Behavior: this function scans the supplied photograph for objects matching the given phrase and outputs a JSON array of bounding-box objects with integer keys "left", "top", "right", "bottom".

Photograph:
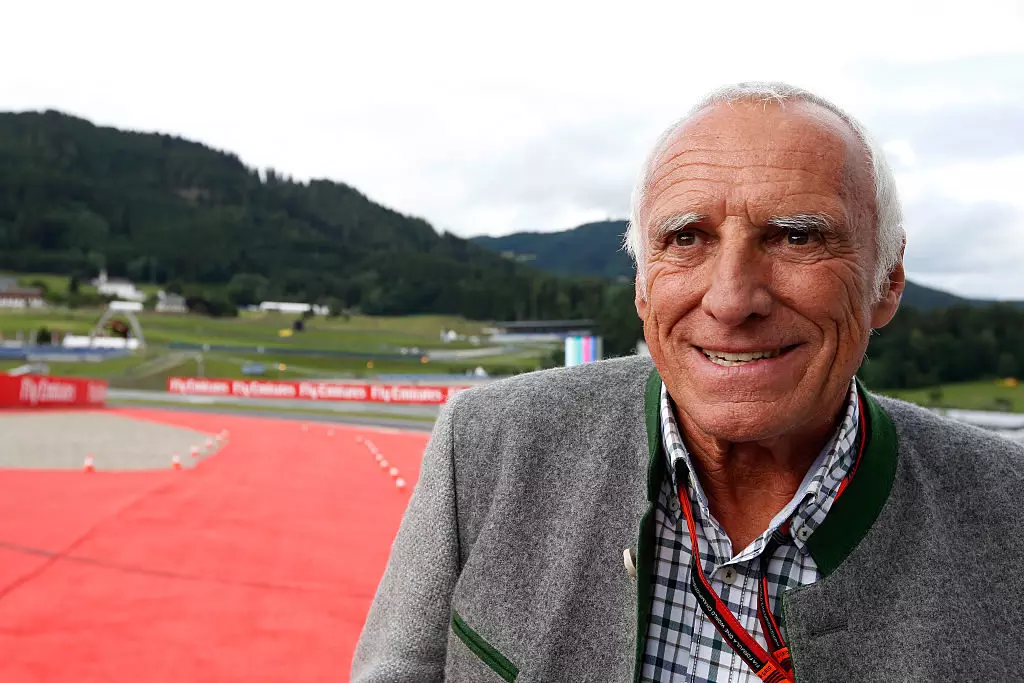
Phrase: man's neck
[
  {"left": 687, "top": 443, "right": 820, "bottom": 552},
  {"left": 676, "top": 408, "right": 846, "bottom": 554}
]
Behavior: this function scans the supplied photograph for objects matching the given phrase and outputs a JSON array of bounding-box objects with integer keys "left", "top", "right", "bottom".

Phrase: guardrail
[{"left": 167, "top": 376, "right": 469, "bottom": 405}]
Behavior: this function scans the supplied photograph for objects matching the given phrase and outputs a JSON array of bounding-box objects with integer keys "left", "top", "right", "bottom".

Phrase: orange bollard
[{"left": 84, "top": 455, "right": 95, "bottom": 473}]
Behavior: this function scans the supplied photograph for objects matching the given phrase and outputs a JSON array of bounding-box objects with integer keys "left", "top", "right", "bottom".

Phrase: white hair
[{"left": 625, "top": 81, "right": 904, "bottom": 300}]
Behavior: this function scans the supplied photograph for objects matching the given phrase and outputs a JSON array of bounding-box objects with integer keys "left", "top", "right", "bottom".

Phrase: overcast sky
[{"left": 2, "top": 0, "right": 1023, "bottom": 298}]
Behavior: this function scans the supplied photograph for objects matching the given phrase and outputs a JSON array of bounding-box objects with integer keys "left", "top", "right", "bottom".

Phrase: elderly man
[{"left": 351, "top": 83, "right": 1024, "bottom": 682}]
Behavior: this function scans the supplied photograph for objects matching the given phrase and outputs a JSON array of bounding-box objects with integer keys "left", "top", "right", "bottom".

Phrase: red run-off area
[{"left": 0, "top": 408, "right": 429, "bottom": 682}]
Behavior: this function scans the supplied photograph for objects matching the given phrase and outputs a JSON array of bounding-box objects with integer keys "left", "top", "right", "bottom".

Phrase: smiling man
[{"left": 352, "top": 83, "right": 1024, "bottom": 682}]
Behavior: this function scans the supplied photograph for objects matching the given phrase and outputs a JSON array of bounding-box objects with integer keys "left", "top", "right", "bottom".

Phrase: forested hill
[
  {"left": 0, "top": 110, "right": 620, "bottom": 323},
  {"left": 473, "top": 220, "right": 633, "bottom": 280},
  {"left": 472, "top": 220, "right": 1009, "bottom": 310}
]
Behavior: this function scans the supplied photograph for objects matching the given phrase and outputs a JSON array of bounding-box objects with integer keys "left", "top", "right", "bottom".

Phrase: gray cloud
[
  {"left": 850, "top": 54, "right": 1024, "bottom": 165},
  {"left": 871, "top": 102, "right": 1024, "bottom": 165},
  {"left": 901, "top": 198, "right": 1019, "bottom": 282},
  {"left": 849, "top": 53, "right": 1024, "bottom": 107},
  {"left": 447, "top": 116, "right": 651, "bottom": 233}
]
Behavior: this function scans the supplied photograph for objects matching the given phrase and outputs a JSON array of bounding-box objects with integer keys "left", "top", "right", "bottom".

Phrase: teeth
[{"left": 701, "top": 348, "right": 781, "bottom": 367}]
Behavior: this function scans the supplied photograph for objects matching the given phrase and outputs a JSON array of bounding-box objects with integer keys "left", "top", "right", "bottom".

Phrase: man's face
[{"left": 635, "top": 101, "right": 904, "bottom": 443}]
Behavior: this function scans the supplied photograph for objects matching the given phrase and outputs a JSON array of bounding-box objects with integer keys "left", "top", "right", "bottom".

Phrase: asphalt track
[
  {"left": 0, "top": 407, "right": 428, "bottom": 682},
  {"left": 0, "top": 410, "right": 216, "bottom": 470}
]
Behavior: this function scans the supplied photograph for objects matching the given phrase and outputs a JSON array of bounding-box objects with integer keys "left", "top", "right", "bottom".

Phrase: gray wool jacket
[{"left": 351, "top": 356, "right": 1024, "bottom": 682}]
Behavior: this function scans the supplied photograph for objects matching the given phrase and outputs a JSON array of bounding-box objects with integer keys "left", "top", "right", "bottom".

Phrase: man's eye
[
  {"left": 785, "top": 228, "right": 814, "bottom": 246},
  {"left": 673, "top": 230, "right": 697, "bottom": 247}
]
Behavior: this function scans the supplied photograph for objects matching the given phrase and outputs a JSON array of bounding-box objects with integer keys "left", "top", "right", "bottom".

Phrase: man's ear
[
  {"left": 635, "top": 276, "right": 648, "bottom": 320},
  {"left": 870, "top": 244, "right": 906, "bottom": 330}
]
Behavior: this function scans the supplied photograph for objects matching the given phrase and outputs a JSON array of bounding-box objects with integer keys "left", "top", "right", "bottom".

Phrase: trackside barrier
[
  {"left": 0, "top": 374, "right": 108, "bottom": 409},
  {"left": 167, "top": 377, "right": 469, "bottom": 405}
]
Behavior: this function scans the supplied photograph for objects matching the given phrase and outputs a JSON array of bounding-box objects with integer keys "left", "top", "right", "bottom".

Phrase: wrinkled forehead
[{"left": 644, "top": 100, "right": 874, "bottom": 224}]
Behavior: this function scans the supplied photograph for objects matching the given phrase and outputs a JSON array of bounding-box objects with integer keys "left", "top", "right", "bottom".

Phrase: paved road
[
  {"left": 425, "top": 346, "right": 509, "bottom": 361},
  {"left": 0, "top": 411, "right": 212, "bottom": 470}
]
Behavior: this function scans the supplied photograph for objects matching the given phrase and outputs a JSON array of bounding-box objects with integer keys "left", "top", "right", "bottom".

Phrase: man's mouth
[{"left": 697, "top": 345, "right": 797, "bottom": 367}]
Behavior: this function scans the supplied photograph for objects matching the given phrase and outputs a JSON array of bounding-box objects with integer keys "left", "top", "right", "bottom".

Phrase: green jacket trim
[
  {"left": 805, "top": 378, "right": 899, "bottom": 576},
  {"left": 633, "top": 367, "right": 666, "bottom": 682},
  {"left": 451, "top": 610, "right": 519, "bottom": 682}
]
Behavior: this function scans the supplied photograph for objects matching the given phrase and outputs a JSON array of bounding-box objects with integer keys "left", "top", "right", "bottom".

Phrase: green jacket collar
[
  {"left": 806, "top": 377, "right": 899, "bottom": 575},
  {"left": 641, "top": 368, "right": 898, "bottom": 576},
  {"left": 632, "top": 368, "right": 667, "bottom": 682}
]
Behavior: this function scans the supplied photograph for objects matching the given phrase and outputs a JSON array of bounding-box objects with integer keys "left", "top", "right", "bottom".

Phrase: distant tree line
[
  {"left": 859, "top": 303, "right": 1024, "bottom": 389},
  {"left": 569, "top": 293, "right": 1024, "bottom": 389},
  {"left": 595, "top": 297, "right": 1024, "bottom": 390}
]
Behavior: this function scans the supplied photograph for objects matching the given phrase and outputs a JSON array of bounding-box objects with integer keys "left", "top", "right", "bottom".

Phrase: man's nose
[{"left": 700, "top": 238, "right": 772, "bottom": 327}]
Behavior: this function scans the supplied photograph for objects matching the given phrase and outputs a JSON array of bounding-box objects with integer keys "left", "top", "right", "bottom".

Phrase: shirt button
[
  {"left": 668, "top": 497, "right": 680, "bottom": 514},
  {"left": 795, "top": 525, "right": 812, "bottom": 542},
  {"left": 720, "top": 567, "right": 738, "bottom": 585}
]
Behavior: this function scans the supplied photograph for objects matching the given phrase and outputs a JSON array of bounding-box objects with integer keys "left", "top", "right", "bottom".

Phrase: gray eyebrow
[
  {"left": 764, "top": 213, "right": 838, "bottom": 234},
  {"left": 649, "top": 212, "right": 707, "bottom": 245}
]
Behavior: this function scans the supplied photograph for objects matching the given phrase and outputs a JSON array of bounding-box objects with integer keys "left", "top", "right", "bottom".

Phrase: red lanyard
[{"left": 676, "top": 394, "right": 868, "bottom": 682}]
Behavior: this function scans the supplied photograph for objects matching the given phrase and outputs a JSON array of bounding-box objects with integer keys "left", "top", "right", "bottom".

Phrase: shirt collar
[{"left": 659, "top": 380, "right": 861, "bottom": 565}]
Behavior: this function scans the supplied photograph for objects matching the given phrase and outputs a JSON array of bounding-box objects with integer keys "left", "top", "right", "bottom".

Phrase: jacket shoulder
[
  {"left": 439, "top": 356, "right": 654, "bottom": 564},
  {"left": 447, "top": 355, "right": 654, "bottom": 422},
  {"left": 872, "top": 393, "right": 1024, "bottom": 488}
]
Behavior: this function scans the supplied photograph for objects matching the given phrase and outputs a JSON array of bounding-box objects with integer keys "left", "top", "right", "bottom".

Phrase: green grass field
[
  {"left": 0, "top": 306, "right": 549, "bottom": 387},
  {"left": 3, "top": 271, "right": 162, "bottom": 298},
  {"left": 0, "top": 308, "right": 489, "bottom": 351},
  {"left": 879, "top": 380, "right": 1023, "bottom": 413}
]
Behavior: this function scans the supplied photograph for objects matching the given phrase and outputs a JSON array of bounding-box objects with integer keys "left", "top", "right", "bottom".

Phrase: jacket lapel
[
  {"left": 805, "top": 381, "right": 900, "bottom": 575},
  {"left": 632, "top": 366, "right": 665, "bottom": 682}
]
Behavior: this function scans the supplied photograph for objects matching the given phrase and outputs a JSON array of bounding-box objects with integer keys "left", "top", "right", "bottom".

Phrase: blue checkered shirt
[{"left": 641, "top": 382, "right": 861, "bottom": 682}]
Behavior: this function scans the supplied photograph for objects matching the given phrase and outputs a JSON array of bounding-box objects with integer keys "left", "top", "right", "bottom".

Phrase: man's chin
[{"left": 681, "top": 401, "right": 801, "bottom": 444}]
